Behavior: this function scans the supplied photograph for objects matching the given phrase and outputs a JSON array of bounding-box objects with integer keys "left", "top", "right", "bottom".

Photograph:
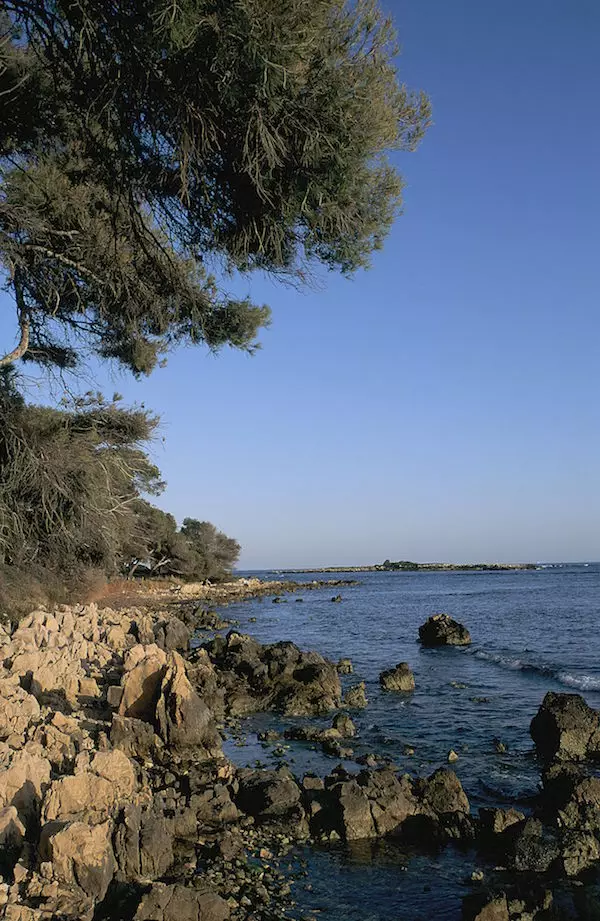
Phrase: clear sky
[{"left": 2, "top": 1, "right": 600, "bottom": 568}]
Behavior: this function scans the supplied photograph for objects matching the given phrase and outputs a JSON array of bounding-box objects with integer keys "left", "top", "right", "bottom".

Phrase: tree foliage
[
  {"left": 0, "top": 0, "right": 430, "bottom": 374},
  {"left": 0, "top": 381, "right": 239, "bottom": 584}
]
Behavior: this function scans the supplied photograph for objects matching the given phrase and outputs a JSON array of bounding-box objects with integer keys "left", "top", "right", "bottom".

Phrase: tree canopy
[
  {"left": 0, "top": 0, "right": 430, "bottom": 374},
  {"left": 0, "top": 378, "right": 239, "bottom": 587}
]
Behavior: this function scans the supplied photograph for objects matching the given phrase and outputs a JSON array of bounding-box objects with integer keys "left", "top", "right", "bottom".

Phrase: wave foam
[{"left": 473, "top": 649, "right": 600, "bottom": 692}]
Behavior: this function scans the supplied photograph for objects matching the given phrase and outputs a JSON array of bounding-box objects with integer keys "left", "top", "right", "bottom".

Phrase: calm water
[{"left": 204, "top": 564, "right": 600, "bottom": 919}]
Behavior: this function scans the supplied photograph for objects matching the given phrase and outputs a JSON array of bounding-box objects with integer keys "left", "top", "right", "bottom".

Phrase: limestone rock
[
  {"left": 42, "top": 750, "right": 137, "bottom": 824},
  {"left": 154, "top": 652, "right": 221, "bottom": 758},
  {"left": 418, "top": 614, "right": 471, "bottom": 647},
  {"left": 0, "top": 805, "right": 26, "bottom": 848},
  {"left": 41, "top": 819, "right": 115, "bottom": 901},
  {"left": 0, "top": 748, "right": 51, "bottom": 822},
  {"left": 0, "top": 676, "right": 41, "bottom": 741},
  {"left": 119, "top": 644, "right": 167, "bottom": 721}
]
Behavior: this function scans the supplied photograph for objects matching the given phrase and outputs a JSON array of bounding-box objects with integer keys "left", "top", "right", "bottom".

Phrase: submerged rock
[
  {"left": 379, "top": 662, "right": 415, "bottom": 691},
  {"left": 530, "top": 691, "right": 600, "bottom": 762},
  {"left": 418, "top": 614, "right": 471, "bottom": 647}
]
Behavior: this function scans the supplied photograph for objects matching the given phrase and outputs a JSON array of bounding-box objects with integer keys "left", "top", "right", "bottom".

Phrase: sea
[{"left": 201, "top": 563, "right": 600, "bottom": 920}]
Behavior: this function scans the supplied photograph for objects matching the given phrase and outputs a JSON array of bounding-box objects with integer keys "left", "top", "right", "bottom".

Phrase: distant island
[{"left": 279, "top": 560, "right": 536, "bottom": 574}]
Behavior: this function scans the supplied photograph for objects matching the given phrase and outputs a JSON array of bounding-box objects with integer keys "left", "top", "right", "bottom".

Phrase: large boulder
[
  {"left": 0, "top": 747, "right": 51, "bottom": 824},
  {"left": 530, "top": 692, "right": 600, "bottom": 762},
  {"left": 41, "top": 819, "right": 116, "bottom": 901},
  {"left": 154, "top": 652, "right": 221, "bottom": 758},
  {"left": 111, "top": 714, "right": 158, "bottom": 759},
  {"left": 235, "top": 768, "right": 301, "bottom": 819},
  {"left": 134, "top": 883, "right": 229, "bottom": 921},
  {"left": 118, "top": 645, "right": 167, "bottom": 721},
  {"left": 379, "top": 662, "right": 415, "bottom": 691},
  {"left": 42, "top": 750, "right": 138, "bottom": 824},
  {"left": 414, "top": 768, "right": 470, "bottom": 816},
  {"left": 418, "top": 614, "right": 471, "bottom": 647},
  {"left": 112, "top": 803, "right": 174, "bottom": 881}
]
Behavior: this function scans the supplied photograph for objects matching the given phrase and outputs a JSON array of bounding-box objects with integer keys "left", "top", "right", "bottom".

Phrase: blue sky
[{"left": 2, "top": 1, "right": 600, "bottom": 567}]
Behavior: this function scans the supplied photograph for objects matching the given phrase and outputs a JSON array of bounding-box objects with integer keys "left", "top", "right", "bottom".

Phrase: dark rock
[
  {"left": 463, "top": 887, "right": 552, "bottom": 921},
  {"left": 511, "top": 818, "right": 559, "bottom": 873},
  {"left": 110, "top": 715, "right": 157, "bottom": 759},
  {"left": 113, "top": 804, "right": 174, "bottom": 881},
  {"left": 203, "top": 632, "right": 341, "bottom": 717},
  {"left": 418, "top": 614, "right": 471, "bottom": 647},
  {"left": 462, "top": 893, "right": 510, "bottom": 921},
  {"left": 154, "top": 617, "right": 191, "bottom": 653},
  {"left": 333, "top": 713, "right": 356, "bottom": 737},
  {"left": 379, "top": 662, "right": 415, "bottom": 692},
  {"left": 530, "top": 691, "right": 600, "bottom": 762},
  {"left": 134, "top": 883, "right": 230, "bottom": 921},
  {"left": 561, "top": 828, "right": 600, "bottom": 876},
  {"left": 479, "top": 807, "right": 525, "bottom": 837},
  {"left": 235, "top": 768, "right": 301, "bottom": 819},
  {"left": 414, "top": 768, "right": 470, "bottom": 816}
]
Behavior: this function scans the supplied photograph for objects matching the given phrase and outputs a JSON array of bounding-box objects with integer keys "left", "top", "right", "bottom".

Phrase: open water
[{"left": 205, "top": 564, "right": 600, "bottom": 920}]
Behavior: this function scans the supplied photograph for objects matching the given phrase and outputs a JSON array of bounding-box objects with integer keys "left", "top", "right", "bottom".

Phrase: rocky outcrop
[
  {"left": 235, "top": 768, "right": 301, "bottom": 819},
  {"left": 306, "top": 766, "right": 469, "bottom": 843},
  {"left": 530, "top": 691, "right": 600, "bottom": 762},
  {"left": 379, "top": 662, "right": 415, "bottom": 691},
  {"left": 462, "top": 888, "right": 553, "bottom": 921},
  {"left": 343, "top": 682, "right": 368, "bottom": 708},
  {"left": 203, "top": 631, "right": 342, "bottom": 717},
  {"left": 133, "top": 883, "right": 230, "bottom": 921},
  {"left": 418, "top": 614, "right": 472, "bottom": 647},
  {"left": 154, "top": 652, "right": 221, "bottom": 758},
  {"left": 40, "top": 819, "right": 116, "bottom": 901}
]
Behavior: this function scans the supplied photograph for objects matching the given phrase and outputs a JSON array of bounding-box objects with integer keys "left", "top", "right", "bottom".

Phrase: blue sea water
[{"left": 203, "top": 564, "right": 600, "bottom": 919}]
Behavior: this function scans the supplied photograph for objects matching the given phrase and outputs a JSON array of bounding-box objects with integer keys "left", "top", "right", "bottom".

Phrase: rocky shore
[{"left": 0, "top": 599, "right": 599, "bottom": 920}]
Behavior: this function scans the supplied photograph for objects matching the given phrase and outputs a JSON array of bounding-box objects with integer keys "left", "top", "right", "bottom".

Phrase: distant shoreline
[{"left": 277, "top": 562, "right": 537, "bottom": 574}]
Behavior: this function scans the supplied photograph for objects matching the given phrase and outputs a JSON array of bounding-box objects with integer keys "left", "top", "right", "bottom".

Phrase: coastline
[
  {"left": 0, "top": 575, "right": 595, "bottom": 921},
  {"left": 278, "top": 562, "right": 536, "bottom": 574}
]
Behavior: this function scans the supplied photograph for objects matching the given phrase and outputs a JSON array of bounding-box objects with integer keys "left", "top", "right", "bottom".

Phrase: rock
[
  {"left": 0, "top": 677, "right": 41, "bottom": 741},
  {"left": 462, "top": 893, "right": 510, "bottom": 921},
  {"left": 479, "top": 807, "right": 525, "bottom": 837},
  {"left": 0, "top": 748, "right": 51, "bottom": 823},
  {"left": 554, "top": 774, "right": 600, "bottom": 833},
  {"left": 118, "top": 645, "right": 167, "bottom": 721},
  {"left": 235, "top": 768, "right": 301, "bottom": 819},
  {"left": 530, "top": 691, "right": 600, "bottom": 762},
  {"left": 112, "top": 804, "right": 174, "bottom": 880},
  {"left": 111, "top": 715, "right": 158, "bottom": 759},
  {"left": 107, "top": 685, "right": 124, "bottom": 708},
  {"left": 337, "top": 658, "right": 353, "bottom": 674},
  {"left": 42, "top": 750, "right": 137, "bottom": 824},
  {"left": 332, "top": 713, "right": 356, "bottom": 737},
  {"left": 511, "top": 818, "right": 559, "bottom": 873},
  {"left": 154, "top": 617, "right": 191, "bottom": 653},
  {"left": 418, "top": 614, "right": 471, "bottom": 647},
  {"left": 448, "top": 749, "right": 459, "bottom": 763},
  {"left": 134, "top": 883, "right": 230, "bottom": 921},
  {"left": 330, "top": 779, "right": 375, "bottom": 840},
  {"left": 343, "top": 682, "right": 368, "bottom": 709},
  {"left": 414, "top": 768, "right": 470, "bottom": 816},
  {"left": 154, "top": 652, "right": 221, "bottom": 758},
  {"left": 379, "top": 662, "right": 415, "bottom": 692},
  {"left": 41, "top": 819, "right": 115, "bottom": 901},
  {"left": 0, "top": 805, "right": 25, "bottom": 849},
  {"left": 204, "top": 632, "right": 341, "bottom": 717},
  {"left": 561, "top": 829, "right": 600, "bottom": 877}
]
